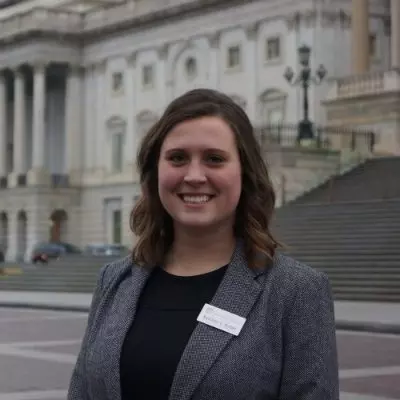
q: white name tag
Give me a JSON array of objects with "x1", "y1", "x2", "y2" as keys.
[{"x1": 197, "y1": 303, "x2": 246, "y2": 336}]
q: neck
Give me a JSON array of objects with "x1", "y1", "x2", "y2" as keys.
[{"x1": 165, "y1": 224, "x2": 236, "y2": 276}]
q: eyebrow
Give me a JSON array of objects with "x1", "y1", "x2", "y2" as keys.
[{"x1": 164, "y1": 147, "x2": 229, "y2": 154}]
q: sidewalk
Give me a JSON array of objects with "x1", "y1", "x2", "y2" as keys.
[{"x1": 0, "y1": 291, "x2": 399, "y2": 334}]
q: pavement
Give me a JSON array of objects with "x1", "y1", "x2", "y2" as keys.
[
  {"x1": 1, "y1": 307, "x2": 400, "y2": 400},
  {"x1": 0, "y1": 290, "x2": 399, "y2": 334}
]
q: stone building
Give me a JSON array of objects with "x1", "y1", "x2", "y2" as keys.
[
  {"x1": 0, "y1": 0, "x2": 396, "y2": 261},
  {"x1": 325, "y1": 0, "x2": 400, "y2": 156}
]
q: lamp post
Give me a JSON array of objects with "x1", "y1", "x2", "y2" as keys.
[{"x1": 284, "y1": 45, "x2": 327, "y2": 142}]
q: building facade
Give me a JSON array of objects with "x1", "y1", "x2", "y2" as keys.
[
  {"x1": 325, "y1": 0, "x2": 400, "y2": 155},
  {"x1": 0, "y1": 0, "x2": 396, "y2": 261}
]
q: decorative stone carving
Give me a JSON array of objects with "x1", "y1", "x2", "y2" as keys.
[
  {"x1": 338, "y1": 10, "x2": 351, "y2": 29},
  {"x1": 157, "y1": 43, "x2": 169, "y2": 61},
  {"x1": 286, "y1": 9, "x2": 347, "y2": 30},
  {"x1": 321, "y1": 11, "x2": 338, "y2": 28},
  {"x1": 31, "y1": 61, "x2": 48, "y2": 71},
  {"x1": 136, "y1": 110, "x2": 158, "y2": 123},
  {"x1": 285, "y1": 12, "x2": 300, "y2": 30},
  {"x1": 95, "y1": 59, "x2": 107, "y2": 72},
  {"x1": 136, "y1": 110, "x2": 158, "y2": 136},
  {"x1": 243, "y1": 21, "x2": 259, "y2": 40},
  {"x1": 67, "y1": 64, "x2": 84, "y2": 78},
  {"x1": 107, "y1": 115, "x2": 126, "y2": 131},
  {"x1": 206, "y1": 31, "x2": 221, "y2": 49},
  {"x1": 229, "y1": 94, "x2": 247, "y2": 110},
  {"x1": 126, "y1": 51, "x2": 137, "y2": 67},
  {"x1": 303, "y1": 10, "x2": 317, "y2": 28}
]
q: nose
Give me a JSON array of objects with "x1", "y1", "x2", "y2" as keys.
[{"x1": 183, "y1": 161, "x2": 207, "y2": 184}]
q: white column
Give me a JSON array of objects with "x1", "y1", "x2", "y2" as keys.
[
  {"x1": 65, "y1": 65, "x2": 83, "y2": 183},
  {"x1": 351, "y1": 0, "x2": 370, "y2": 74},
  {"x1": 12, "y1": 68, "x2": 27, "y2": 181},
  {"x1": 32, "y1": 63, "x2": 46, "y2": 169},
  {"x1": 125, "y1": 52, "x2": 137, "y2": 178},
  {"x1": 25, "y1": 205, "x2": 49, "y2": 263},
  {"x1": 27, "y1": 63, "x2": 49, "y2": 186},
  {"x1": 157, "y1": 44, "x2": 168, "y2": 112},
  {"x1": 245, "y1": 23, "x2": 258, "y2": 123},
  {"x1": 5, "y1": 212, "x2": 17, "y2": 261},
  {"x1": 0, "y1": 71, "x2": 7, "y2": 177},
  {"x1": 95, "y1": 61, "x2": 105, "y2": 175},
  {"x1": 391, "y1": 0, "x2": 400, "y2": 68},
  {"x1": 84, "y1": 65, "x2": 95, "y2": 171}
]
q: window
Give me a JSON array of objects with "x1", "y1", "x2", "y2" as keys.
[
  {"x1": 112, "y1": 72, "x2": 123, "y2": 93},
  {"x1": 369, "y1": 34, "x2": 377, "y2": 57},
  {"x1": 227, "y1": 45, "x2": 241, "y2": 69},
  {"x1": 142, "y1": 64, "x2": 154, "y2": 87},
  {"x1": 136, "y1": 110, "x2": 158, "y2": 137},
  {"x1": 266, "y1": 37, "x2": 281, "y2": 61},
  {"x1": 112, "y1": 209, "x2": 122, "y2": 244},
  {"x1": 111, "y1": 132, "x2": 124, "y2": 173},
  {"x1": 107, "y1": 116, "x2": 126, "y2": 174},
  {"x1": 104, "y1": 198, "x2": 122, "y2": 245},
  {"x1": 185, "y1": 57, "x2": 197, "y2": 79},
  {"x1": 259, "y1": 89, "x2": 287, "y2": 130}
]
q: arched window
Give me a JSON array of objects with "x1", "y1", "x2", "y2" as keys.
[{"x1": 185, "y1": 57, "x2": 197, "y2": 79}]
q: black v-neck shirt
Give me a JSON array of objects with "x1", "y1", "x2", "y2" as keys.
[{"x1": 120, "y1": 265, "x2": 228, "y2": 400}]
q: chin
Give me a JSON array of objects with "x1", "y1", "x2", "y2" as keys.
[{"x1": 175, "y1": 217, "x2": 218, "y2": 230}]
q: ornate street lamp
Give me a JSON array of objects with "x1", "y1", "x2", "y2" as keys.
[{"x1": 284, "y1": 45, "x2": 327, "y2": 142}]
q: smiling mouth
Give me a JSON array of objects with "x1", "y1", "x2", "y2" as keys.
[{"x1": 178, "y1": 194, "x2": 214, "y2": 204}]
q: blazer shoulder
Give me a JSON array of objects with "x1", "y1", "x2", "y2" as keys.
[
  {"x1": 270, "y1": 252, "x2": 331, "y2": 298},
  {"x1": 99, "y1": 254, "x2": 133, "y2": 290}
]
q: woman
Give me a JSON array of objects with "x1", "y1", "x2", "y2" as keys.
[{"x1": 68, "y1": 89, "x2": 339, "y2": 400}]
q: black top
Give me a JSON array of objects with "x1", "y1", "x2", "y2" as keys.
[{"x1": 120, "y1": 265, "x2": 228, "y2": 400}]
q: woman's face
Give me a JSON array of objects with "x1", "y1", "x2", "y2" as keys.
[{"x1": 158, "y1": 116, "x2": 242, "y2": 233}]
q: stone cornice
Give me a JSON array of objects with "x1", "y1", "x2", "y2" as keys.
[
  {"x1": 285, "y1": 9, "x2": 352, "y2": 30},
  {"x1": 82, "y1": 0, "x2": 245, "y2": 38},
  {"x1": 0, "y1": 0, "x2": 296, "y2": 45},
  {"x1": 0, "y1": 0, "x2": 392, "y2": 47},
  {"x1": 0, "y1": 40, "x2": 82, "y2": 70}
]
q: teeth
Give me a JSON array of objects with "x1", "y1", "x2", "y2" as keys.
[{"x1": 182, "y1": 195, "x2": 211, "y2": 204}]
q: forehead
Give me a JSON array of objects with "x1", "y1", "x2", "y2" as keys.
[{"x1": 161, "y1": 116, "x2": 237, "y2": 151}]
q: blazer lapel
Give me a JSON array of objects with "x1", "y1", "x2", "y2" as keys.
[
  {"x1": 168, "y1": 242, "x2": 267, "y2": 400},
  {"x1": 102, "y1": 260, "x2": 153, "y2": 400}
]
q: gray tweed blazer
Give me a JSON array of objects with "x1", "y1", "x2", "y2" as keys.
[{"x1": 68, "y1": 242, "x2": 339, "y2": 400}]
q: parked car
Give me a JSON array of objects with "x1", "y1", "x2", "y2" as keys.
[
  {"x1": 84, "y1": 243, "x2": 130, "y2": 257},
  {"x1": 31, "y1": 242, "x2": 82, "y2": 264}
]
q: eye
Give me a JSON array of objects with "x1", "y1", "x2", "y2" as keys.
[
  {"x1": 168, "y1": 153, "x2": 186, "y2": 164},
  {"x1": 207, "y1": 154, "x2": 225, "y2": 164}
]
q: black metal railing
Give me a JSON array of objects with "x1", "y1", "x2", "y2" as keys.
[{"x1": 255, "y1": 124, "x2": 375, "y2": 153}]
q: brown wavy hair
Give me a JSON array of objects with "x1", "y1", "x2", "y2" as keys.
[{"x1": 130, "y1": 89, "x2": 279, "y2": 269}]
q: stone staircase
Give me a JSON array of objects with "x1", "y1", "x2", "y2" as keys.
[
  {"x1": 272, "y1": 199, "x2": 400, "y2": 302},
  {"x1": 1, "y1": 158, "x2": 399, "y2": 299},
  {"x1": 290, "y1": 156, "x2": 400, "y2": 205},
  {"x1": 0, "y1": 255, "x2": 118, "y2": 293}
]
